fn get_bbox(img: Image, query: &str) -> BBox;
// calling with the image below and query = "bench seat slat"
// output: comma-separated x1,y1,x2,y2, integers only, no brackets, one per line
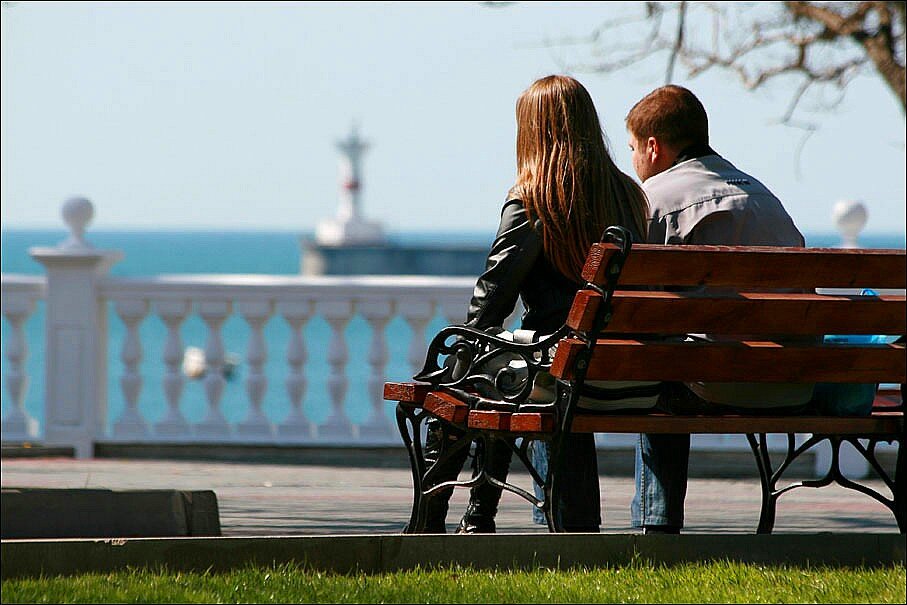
582,244,907,289
551,338,906,383
383,382,433,404
568,290,907,335
424,391,469,424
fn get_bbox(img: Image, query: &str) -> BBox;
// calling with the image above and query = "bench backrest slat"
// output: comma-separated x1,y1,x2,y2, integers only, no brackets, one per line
550,338,906,384
567,291,907,335
582,244,907,289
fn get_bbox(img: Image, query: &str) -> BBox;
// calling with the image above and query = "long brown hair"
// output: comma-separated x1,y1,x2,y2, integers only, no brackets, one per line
515,75,648,281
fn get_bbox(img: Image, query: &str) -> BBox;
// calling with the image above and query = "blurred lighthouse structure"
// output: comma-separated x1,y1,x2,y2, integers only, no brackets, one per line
315,124,385,246
301,123,488,276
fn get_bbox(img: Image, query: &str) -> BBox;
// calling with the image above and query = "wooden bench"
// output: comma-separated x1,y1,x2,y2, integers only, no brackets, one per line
384,227,906,533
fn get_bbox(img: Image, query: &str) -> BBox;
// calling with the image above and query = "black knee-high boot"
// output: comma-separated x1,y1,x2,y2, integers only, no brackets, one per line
412,417,470,533
456,437,513,533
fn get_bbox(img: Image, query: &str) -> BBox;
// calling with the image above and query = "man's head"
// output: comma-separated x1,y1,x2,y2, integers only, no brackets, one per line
626,85,709,182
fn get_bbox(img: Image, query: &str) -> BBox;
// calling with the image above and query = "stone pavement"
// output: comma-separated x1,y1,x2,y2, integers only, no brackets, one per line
0,454,899,535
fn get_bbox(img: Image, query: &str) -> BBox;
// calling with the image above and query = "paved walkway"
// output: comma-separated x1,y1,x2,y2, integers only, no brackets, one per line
1,456,899,535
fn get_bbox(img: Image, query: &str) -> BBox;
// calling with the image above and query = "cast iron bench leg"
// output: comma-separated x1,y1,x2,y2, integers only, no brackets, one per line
746,433,777,534
895,439,905,533
395,403,428,533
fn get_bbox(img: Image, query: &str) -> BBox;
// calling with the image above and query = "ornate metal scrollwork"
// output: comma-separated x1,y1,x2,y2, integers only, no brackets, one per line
413,324,568,408
746,432,904,533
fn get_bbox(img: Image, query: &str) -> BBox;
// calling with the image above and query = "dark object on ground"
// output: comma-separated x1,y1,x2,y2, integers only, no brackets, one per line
1,488,221,539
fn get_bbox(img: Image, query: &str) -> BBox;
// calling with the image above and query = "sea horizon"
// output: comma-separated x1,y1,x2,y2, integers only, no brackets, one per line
3,228,905,277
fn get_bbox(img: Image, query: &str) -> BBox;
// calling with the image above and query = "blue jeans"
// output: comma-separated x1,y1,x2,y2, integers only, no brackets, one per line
535,431,690,528
530,435,601,530
530,440,548,525
632,433,690,528
631,382,817,529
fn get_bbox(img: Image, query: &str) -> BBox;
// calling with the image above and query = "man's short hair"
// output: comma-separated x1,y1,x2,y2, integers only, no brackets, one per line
626,85,709,149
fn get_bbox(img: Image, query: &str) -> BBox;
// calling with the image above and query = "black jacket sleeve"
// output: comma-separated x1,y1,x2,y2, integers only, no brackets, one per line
464,199,542,330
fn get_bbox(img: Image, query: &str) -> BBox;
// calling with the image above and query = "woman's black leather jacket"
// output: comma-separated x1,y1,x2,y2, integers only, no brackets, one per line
464,198,589,335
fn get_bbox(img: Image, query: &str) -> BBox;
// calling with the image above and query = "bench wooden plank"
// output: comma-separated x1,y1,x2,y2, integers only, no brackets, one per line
551,338,907,383
468,410,511,431
567,290,907,335
383,382,433,404
582,244,907,289
424,391,469,424
509,413,556,433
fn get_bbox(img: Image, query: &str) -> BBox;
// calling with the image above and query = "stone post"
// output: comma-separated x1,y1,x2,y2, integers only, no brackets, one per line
29,198,122,458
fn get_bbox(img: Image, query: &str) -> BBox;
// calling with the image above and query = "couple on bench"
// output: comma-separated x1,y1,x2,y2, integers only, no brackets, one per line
418,75,813,535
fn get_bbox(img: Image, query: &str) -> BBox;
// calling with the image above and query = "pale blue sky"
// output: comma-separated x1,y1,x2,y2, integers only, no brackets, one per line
2,1,905,234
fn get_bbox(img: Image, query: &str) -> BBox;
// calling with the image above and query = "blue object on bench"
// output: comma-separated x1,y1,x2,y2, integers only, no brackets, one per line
813,289,897,416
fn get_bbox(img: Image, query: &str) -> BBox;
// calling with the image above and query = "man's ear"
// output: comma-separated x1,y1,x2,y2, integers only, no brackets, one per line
646,136,660,161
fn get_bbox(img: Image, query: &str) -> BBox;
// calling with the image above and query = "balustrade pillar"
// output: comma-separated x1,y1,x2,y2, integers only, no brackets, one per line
359,299,393,441
112,298,150,438
237,300,274,438
276,301,314,441
154,300,191,437
1,293,39,440
316,300,353,441
29,198,122,457
399,300,435,377
439,298,464,326
195,300,232,439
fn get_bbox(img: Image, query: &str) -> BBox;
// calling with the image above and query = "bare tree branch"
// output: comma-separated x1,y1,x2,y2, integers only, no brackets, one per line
665,1,688,83
539,2,905,117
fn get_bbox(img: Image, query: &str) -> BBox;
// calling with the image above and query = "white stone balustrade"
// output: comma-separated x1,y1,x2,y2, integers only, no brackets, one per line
154,299,191,437
318,300,355,441
1,276,45,441
276,300,314,441
91,275,478,447
237,300,274,439
360,299,393,441
196,300,233,440
112,298,150,438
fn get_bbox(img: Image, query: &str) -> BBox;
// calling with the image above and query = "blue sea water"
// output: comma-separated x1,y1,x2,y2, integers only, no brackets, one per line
1,229,904,434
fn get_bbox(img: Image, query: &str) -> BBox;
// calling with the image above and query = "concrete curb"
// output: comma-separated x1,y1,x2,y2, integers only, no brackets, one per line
2,534,904,579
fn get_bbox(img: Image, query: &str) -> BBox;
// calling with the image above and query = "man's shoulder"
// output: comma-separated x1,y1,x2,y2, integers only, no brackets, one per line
644,155,774,217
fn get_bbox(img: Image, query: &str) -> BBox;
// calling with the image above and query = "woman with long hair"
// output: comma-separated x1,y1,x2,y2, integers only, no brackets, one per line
422,74,649,533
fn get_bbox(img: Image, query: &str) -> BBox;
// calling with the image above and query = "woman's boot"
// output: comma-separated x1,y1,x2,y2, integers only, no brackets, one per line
408,417,469,533
456,438,514,533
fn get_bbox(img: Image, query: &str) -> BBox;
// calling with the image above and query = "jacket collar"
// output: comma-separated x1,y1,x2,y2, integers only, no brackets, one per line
673,143,718,166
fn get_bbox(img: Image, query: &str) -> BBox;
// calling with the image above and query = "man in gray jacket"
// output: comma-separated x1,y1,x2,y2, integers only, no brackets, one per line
625,85,811,534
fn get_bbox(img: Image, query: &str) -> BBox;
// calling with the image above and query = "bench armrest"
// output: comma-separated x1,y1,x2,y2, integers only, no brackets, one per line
413,324,568,405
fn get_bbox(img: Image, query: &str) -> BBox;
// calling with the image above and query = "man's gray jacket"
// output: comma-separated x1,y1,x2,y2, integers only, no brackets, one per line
645,154,804,247
643,153,814,407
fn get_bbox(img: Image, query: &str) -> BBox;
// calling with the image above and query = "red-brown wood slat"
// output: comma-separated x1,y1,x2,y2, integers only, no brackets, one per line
581,244,906,289
550,338,906,383
423,391,469,424
566,290,907,335
468,410,511,431
569,410,903,435
383,382,433,404
509,413,556,433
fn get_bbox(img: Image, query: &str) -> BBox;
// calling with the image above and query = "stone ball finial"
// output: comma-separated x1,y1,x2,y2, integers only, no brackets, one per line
60,196,95,249
832,199,867,249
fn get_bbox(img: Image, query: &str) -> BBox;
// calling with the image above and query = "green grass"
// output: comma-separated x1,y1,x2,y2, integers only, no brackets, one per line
3,561,904,604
